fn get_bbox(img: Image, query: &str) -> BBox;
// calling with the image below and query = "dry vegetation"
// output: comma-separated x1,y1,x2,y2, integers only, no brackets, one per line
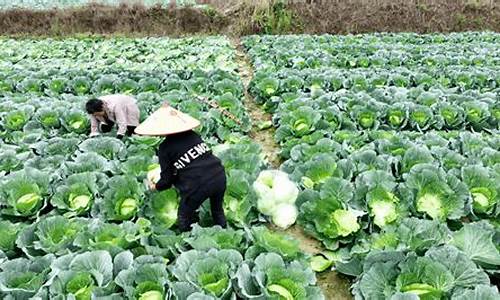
0,0,497,36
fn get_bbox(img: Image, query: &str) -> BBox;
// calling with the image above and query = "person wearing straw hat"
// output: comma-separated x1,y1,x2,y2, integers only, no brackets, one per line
136,103,227,232
85,94,140,139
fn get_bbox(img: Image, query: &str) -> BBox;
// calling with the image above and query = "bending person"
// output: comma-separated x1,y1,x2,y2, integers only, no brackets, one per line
85,94,140,139
136,103,227,232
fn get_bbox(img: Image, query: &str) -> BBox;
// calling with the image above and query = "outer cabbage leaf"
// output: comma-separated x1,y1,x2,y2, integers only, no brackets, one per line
451,221,500,269
35,107,61,129
335,217,451,277
403,163,467,220
350,103,381,130
185,224,245,252
400,145,434,175
352,245,492,300
395,255,453,299
409,104,434,130
434,102,465,130
51,172,101,215
384,103,409,129
74,219,148,257
92,76,117,94
143,188,180,228
70,76,91,95
79,137,125,160
3,108,32,131
119,155,155,178
61,109,90,134
95,175,144,221
63,152,112,175
170,249,242,299
47,250,117,299
236,252,324,300
276,106,322,141
0,149,30,174
0,168,50,217
299,178,362,249
461,165,498,215
214,142,264,176
463,101,490,129
255,77,280,99
115,253,169,299
0,220,26,258
289,153,349,188
32,137,80,158
245,226,302,262
224,169,258,226
355,170,403,228
0,254,54,299
451,285,500,300
393,218,451,253
424,246,490,292
16,216,86,257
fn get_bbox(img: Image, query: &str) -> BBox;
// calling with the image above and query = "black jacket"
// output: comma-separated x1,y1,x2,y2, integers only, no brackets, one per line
155,130,225,197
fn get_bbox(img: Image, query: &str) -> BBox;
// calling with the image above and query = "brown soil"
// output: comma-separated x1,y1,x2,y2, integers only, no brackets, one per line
0,1,498,36
284,225,323,254
317,271,353,300
232,37,281,168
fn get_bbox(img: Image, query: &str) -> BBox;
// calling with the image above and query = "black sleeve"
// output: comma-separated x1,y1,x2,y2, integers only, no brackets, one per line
155,148,176,191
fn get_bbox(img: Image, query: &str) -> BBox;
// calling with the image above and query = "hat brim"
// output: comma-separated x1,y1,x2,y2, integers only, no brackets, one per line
134,106,200,136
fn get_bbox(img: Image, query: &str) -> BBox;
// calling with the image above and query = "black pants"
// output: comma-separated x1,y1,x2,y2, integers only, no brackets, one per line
177,173,227,232
100,120,136,136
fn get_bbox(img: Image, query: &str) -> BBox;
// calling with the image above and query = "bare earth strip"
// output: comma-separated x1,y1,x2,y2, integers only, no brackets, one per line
232,37,353,300
232,37,281,168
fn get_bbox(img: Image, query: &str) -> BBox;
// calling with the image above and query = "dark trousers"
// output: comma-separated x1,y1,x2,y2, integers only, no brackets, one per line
177,173,227,232
100,120,136,136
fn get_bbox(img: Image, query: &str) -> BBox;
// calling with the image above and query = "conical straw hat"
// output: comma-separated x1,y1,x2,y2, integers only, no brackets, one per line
134,105,200,136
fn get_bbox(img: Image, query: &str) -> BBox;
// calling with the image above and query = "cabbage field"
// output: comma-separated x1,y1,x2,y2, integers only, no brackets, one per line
0,32,499,299
0,0,201,10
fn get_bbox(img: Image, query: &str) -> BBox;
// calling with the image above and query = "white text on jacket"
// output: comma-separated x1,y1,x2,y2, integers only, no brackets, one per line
173,143,210,169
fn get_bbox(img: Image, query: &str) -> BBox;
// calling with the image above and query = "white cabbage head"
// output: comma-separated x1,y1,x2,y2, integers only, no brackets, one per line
147,164,161,185
272,203,298,229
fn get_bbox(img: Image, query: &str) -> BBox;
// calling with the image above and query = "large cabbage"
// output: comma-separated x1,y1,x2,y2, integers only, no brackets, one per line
253,170,299,229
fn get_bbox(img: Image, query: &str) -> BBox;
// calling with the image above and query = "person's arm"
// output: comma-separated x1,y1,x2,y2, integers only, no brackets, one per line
114,103,128,139
155,150,176,191
89,115,100,137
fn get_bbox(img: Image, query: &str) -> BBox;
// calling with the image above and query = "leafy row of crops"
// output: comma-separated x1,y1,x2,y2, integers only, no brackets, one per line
0,37,327,299
0,37,237,72
0,0,199,10
243,32,500,299
245,33,499,69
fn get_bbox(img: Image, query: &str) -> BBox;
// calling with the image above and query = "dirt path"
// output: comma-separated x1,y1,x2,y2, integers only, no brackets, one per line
232,37,281,168
232,37,353,300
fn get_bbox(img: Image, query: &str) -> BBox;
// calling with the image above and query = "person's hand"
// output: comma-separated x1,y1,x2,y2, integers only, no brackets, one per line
149,181,157,191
